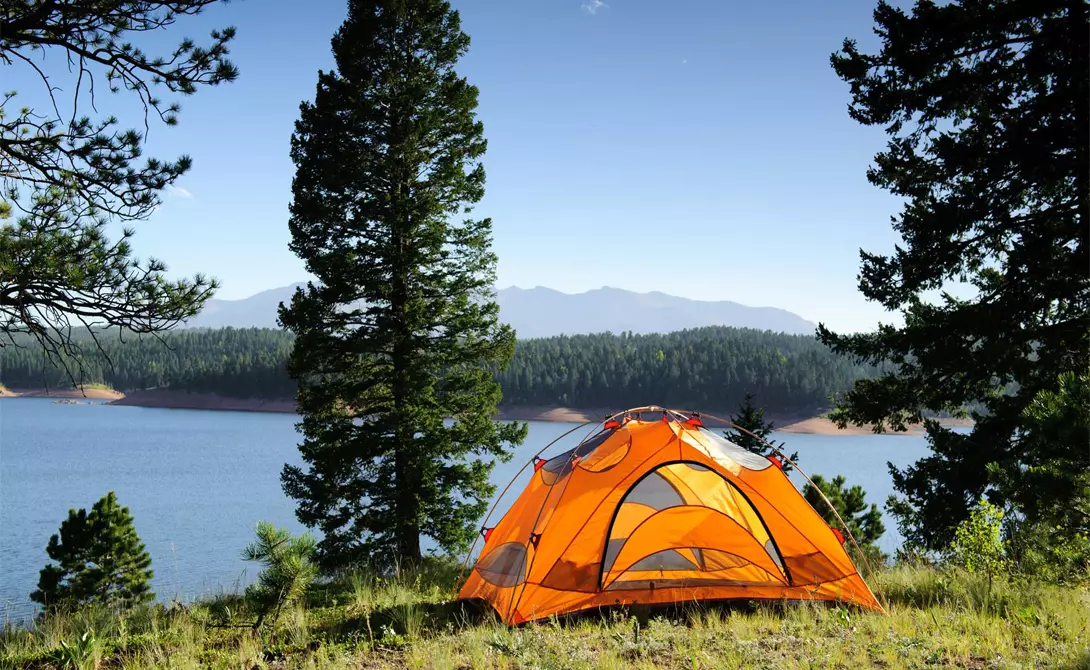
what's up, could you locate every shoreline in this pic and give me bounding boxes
[5,387,975,435]
[111,389,297,413]
[1,386,124,400]
[775,415,974,436]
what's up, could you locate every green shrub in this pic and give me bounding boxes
[948,496,1008,600]
[989,371,1090,584]
[44,630,101,670]
[1007,520,1090,585]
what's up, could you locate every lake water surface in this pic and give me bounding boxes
[0,398,931,621]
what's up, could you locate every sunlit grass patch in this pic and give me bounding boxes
[1,564,1087,669]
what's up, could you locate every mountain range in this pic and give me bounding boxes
[182,284,816,336]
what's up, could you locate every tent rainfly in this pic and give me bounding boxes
[458,408,884,624]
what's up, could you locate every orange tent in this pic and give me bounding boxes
[458,408,883,624]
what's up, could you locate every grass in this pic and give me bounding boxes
[2,564,1087,669]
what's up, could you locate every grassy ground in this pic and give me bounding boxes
[2,565,1087,669]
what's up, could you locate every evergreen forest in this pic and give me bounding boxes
[0,326,880,414]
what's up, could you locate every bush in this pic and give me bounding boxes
[1006,520,1090,586]
[989,371,1090,583]
[948,496,1008,600]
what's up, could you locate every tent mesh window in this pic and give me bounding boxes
[540,428,615,485]
[601,461,787,589]
[476,542,529,587]
[691,427,774,471]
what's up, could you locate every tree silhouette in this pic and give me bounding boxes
[0,325,887,416]
[0,1,238,382]
[820,0,1088,549]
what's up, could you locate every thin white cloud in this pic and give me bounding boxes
[582,0,607,15]
[166,184,193,198]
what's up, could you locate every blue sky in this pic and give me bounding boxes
[8,0,909,334]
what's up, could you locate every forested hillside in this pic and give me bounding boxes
[500,328,878,412]
[1,329,297,399]
[0,327,879,413]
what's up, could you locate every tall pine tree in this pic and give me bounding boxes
[279,0,526,567]
[820,0,1088,550]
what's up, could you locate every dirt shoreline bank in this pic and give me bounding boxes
[1,386,124,400]
[776,416,974,435]
[4,387,974,435]
[110,389,297,413]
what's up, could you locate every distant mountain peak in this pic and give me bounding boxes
[184,283,816,336]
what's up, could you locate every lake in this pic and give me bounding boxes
[0,398,931,621]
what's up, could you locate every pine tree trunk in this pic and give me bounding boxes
[394,443,422,560]
[392,231,421,561]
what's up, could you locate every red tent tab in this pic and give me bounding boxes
[685,415,704,427]
[481,527,494,542]
[533,457,547,471]
[604,419,620,430]
[831,527,845,545]
[768,455,783,470]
